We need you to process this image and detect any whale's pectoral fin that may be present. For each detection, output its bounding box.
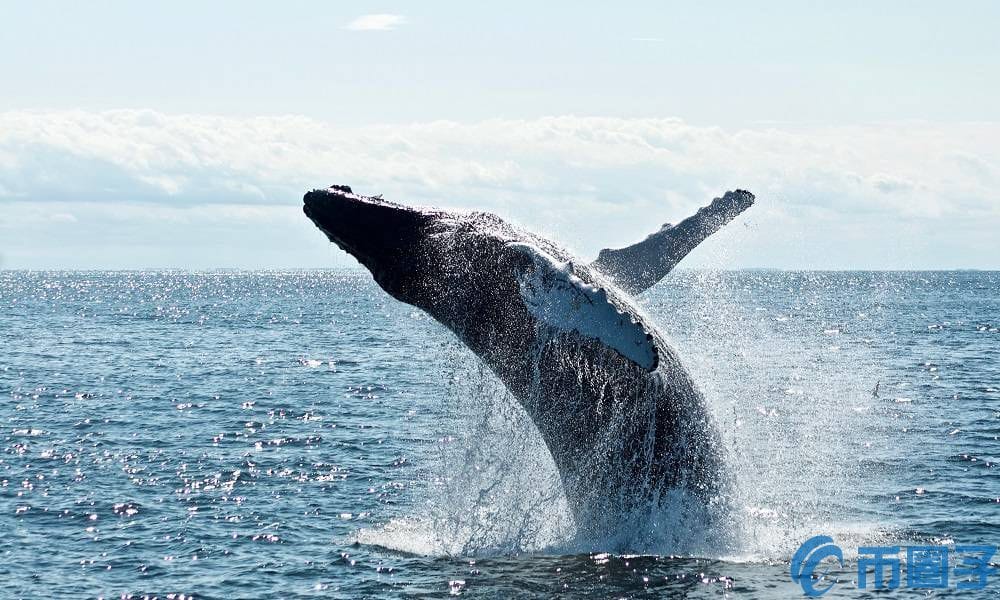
[591,190,755,295]
[508,242,658,372]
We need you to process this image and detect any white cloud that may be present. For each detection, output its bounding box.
[345,14,406,31]
[0,110,998,268]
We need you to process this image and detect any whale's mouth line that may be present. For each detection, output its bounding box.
[302,202,360,259]
[302,189,385,270]
[302,204,367,267]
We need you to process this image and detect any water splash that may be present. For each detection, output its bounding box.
[655,270,897,561]
[358,346,574,555]
[359,270,900,561]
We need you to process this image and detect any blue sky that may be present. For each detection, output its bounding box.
[1,1,998,269]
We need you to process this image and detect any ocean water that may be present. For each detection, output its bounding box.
[1,270,997,598]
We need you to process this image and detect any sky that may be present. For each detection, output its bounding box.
[1,0,998,270]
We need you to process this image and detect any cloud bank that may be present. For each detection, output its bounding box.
[0,110,997,269]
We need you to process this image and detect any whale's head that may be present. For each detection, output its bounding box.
[304,185,657,372]
[303,185,440,300]
[302,185,566,336]
[303,186,529,309]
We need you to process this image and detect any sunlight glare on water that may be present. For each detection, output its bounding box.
[1,270,997,598]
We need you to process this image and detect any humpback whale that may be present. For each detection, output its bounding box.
[303,185,754,537]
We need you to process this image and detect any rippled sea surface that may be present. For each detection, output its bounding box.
[1,270,997,598]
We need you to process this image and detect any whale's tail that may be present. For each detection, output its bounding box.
[591,190,755,294]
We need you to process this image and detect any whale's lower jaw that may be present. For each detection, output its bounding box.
[302,187,433,291]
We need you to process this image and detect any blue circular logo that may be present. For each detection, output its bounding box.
[791,535,844,597]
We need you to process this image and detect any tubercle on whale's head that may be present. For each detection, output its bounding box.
[303,185,435,299]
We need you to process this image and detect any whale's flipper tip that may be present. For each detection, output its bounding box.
[593,188,756,295]
[713,189,755,217]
